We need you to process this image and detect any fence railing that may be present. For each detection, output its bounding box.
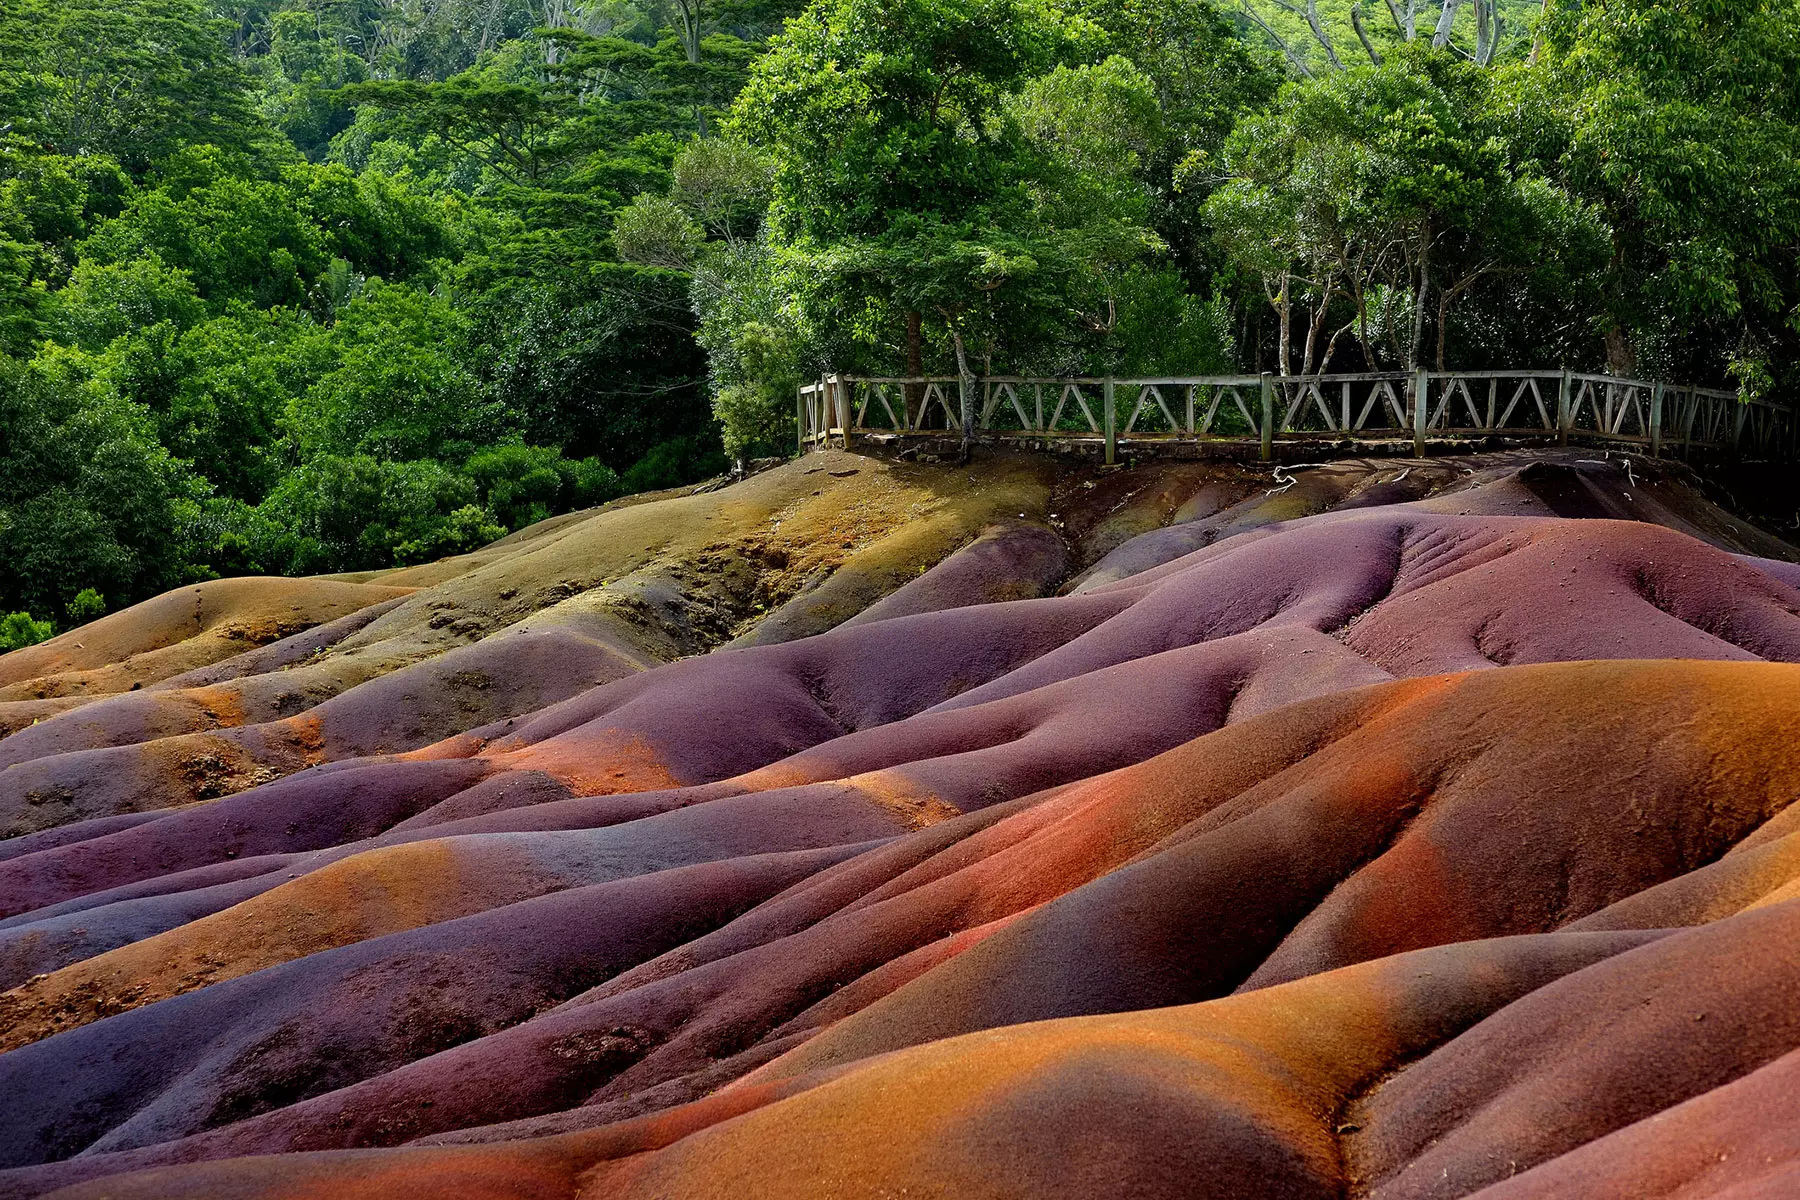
[797,369,1797,464]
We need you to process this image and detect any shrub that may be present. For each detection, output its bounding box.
[0,611,54,652]
[620,434,729,495]
[65,587,106,624]
[463,444,622,530]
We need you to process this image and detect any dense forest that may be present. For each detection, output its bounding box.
[1,0,1796,643]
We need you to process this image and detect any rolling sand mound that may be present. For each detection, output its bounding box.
[3,448,1800,1198]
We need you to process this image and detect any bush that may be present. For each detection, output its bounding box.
[620,434,729,495]
[693,242,804,460]
[1106,266,1233,377]
[65,587,105,624]
[392,504,505,564]
[463,444,622,530]
[0,611,54,652]
[252,454,511,571]
[0,351,204,615]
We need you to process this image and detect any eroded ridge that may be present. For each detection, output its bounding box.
[3,450,1800,1200]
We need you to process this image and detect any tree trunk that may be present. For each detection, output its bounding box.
[1241,3,1314,78]
[1351,277,1380,371]
[1435,291,1451,372]
[1301,284,1333,376]
[1605,326,1637,378]
[1474,0,1494,65]
[1351,5,1385,64]
[1301,0,1345,70]
[1528,0,1550,62]
[1431,0,1463,48]
[1407,226,1430,372]
[1384,0,1419,39]
[952,329,976,462]
[1276,271,1293,379]
[904,310,923,428]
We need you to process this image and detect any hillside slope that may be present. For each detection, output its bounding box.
[3,448,1800,1199]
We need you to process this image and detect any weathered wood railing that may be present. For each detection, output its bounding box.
[797,369,1797,464]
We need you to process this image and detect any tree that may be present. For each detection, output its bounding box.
[465,265,713,466]
[0,351,206,615]
[1520,0,1800,387]
[1070,0,1278,285]
[733,0,1168,455]
[79,154,331,309]
[0,0,264,171]
[613,193,705,267]
[0,145,133,352]
[335,72,584,188]
[43,256,208,351]
[1238,0,1535,76]
[285,279,503,462]
[1205,48,1605,374]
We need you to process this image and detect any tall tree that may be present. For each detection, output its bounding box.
[1519,0,1800,388]
[1206,48,1605,373]
[731,0,1163,454]
[0,0,263,171]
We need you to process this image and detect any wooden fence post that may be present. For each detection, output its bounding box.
[1412,367,1428,458]
[1649,380,1664,458]
[1556,369,1572,446]
[796,384,805,453]
[1259,373,1274,462]
[1103,378,1118,465]
[835,376,852,451]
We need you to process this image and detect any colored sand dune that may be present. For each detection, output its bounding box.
[4,449,1800,1199]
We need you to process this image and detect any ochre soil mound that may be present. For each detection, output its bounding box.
[3,449,1800,1199]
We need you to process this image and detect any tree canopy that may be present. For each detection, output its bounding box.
[0,0,1795,641]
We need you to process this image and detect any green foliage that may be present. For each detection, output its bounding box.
[82,168,327,309]
[691,234,806,458]
[0,146,134,352]
[0,352,205,616]
[1206,48,1607,372]
[614,194,706,269]
[467,267,712,466]
[1,0,1794,617]
[288,279,502,461]
[732,0,1171,398]
[0,0,777,615]
[66,587,106,624]
[0,611,55,652]
[1234,0,1540,74]
[1524,0,1800,381]
[251,454,499,570]
[619,433,730,493]
[1106,266,1233,375]
[464,443,623,528]
[667,139,775,248]
[45,256,209,351]
[0,0,263,169]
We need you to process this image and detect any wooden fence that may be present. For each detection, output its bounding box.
[797,369,1797,464]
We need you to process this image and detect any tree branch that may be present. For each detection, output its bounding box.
[1351,4,1384,64]
[1241,0,1316,77]
[1383,0,1419,40]
[1477,0,1502,65]
[1302,0,1346,70]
